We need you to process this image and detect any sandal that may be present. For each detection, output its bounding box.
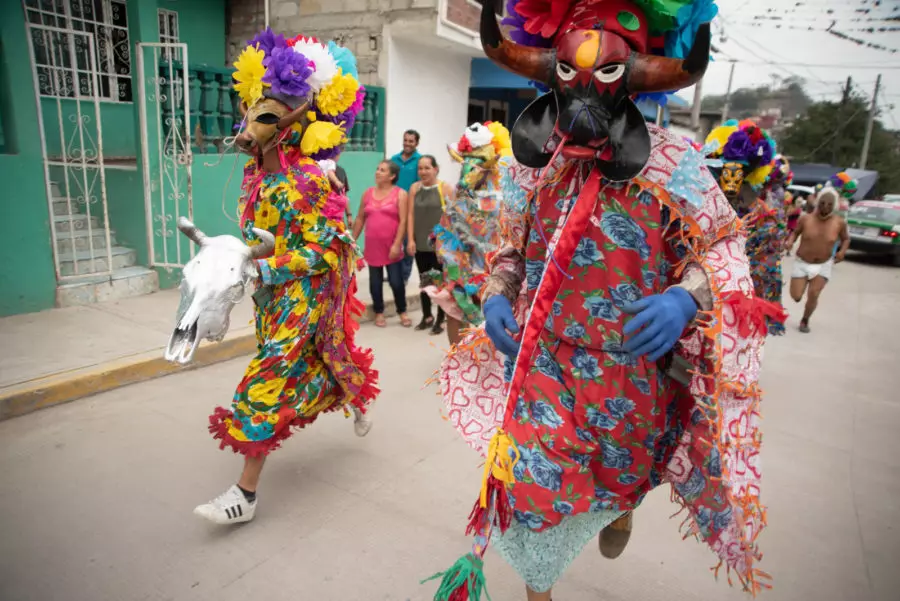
[399,313,412,327]
[374,314,387,328]
[430,323,444,336]
[415,315,435,331]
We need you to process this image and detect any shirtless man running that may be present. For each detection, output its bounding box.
[784,187,849,333]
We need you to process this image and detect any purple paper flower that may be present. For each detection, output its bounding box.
[247,27,287,56]
[262,46,313,98]
[722,130,752,162]
[753,138,774,166]
[311,145,342,161]
[501,0,553,47]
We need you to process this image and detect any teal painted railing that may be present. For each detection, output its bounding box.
[157,60,384,155]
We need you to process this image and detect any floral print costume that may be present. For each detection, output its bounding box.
[423,158,508,325]
[741,187,788,336]
[434,127,777,596]
[208,155,378,456]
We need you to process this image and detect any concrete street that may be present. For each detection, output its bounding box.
[1,253,898,601]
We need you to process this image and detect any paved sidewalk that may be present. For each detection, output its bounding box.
[0,267,422,420]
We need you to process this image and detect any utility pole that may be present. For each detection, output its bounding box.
[832,76,852,165]
[859,73,881,170]
[720,61,736,123]
[691,78,703,139]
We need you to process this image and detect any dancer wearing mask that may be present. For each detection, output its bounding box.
[427,1,777,599]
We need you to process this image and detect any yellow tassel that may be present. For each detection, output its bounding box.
[479,428,520,508]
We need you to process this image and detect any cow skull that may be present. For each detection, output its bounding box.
[164,217,275,364]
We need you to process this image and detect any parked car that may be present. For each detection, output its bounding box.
[881,193,900,204]
[846,201,900,264]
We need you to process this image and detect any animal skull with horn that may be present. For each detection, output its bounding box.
[164,217,275,364]
[477,0,710,180]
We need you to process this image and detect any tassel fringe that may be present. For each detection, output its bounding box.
[423,553,490,601]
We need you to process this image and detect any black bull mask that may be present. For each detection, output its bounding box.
[477,0,710,181]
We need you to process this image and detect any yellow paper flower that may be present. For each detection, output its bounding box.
[316,69,361,116]
[301,120,345,155]
[705,125,737,157]
[746,164,773,188]
[233,46,268,106]
[487,121,512,157]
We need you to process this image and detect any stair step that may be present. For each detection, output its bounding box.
[54,228,116,253]
[51,198,87,217]
[52,213,101,233]
[56,266,160,307]
[58,246,136,277]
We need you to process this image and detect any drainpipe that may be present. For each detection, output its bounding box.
[265,0,270,27]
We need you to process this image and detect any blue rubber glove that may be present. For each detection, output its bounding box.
[483,295,520,357]
[622,287,698,362]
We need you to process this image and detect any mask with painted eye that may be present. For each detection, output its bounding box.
[448,143,498,191]
[474,0,711,180]
[719,162,746,199]
[235,97,309,156]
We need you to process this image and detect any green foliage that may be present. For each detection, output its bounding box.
[780,95,900,193]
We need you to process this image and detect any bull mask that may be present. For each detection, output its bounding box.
[235,97,309,159]
[477,0,710,181]
[448,142,499,191]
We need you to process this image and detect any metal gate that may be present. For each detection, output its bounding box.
[136,42,193,269]
[25,21,112,281]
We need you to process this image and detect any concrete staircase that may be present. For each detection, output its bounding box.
[50,182,159,307]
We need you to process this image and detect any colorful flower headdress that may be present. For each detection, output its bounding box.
[502,0,717,65]
[450,122,513,157]
[828,171,858,199]
[768,154,793,186]
[705,119,777,188]
[232,28,365,160]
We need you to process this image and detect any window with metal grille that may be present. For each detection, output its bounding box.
[157,8,181,62]
[25,0,132,102]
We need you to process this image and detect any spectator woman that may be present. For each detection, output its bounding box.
[352,161,411,328]
[406,155,453,334]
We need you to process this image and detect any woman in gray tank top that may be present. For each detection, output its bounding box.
[406,155,454,334]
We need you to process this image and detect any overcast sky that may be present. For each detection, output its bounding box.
[677,0,900,130]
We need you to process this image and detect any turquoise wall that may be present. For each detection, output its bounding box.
[0,0,56,316]
[163,0,227,66]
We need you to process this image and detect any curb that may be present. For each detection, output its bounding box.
[0,291,421,422]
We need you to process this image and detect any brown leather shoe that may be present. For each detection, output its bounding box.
[599,512,633,559]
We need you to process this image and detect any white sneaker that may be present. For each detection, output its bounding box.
[352,406,372,437]
[193,484,257,525]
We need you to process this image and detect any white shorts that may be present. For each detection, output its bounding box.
[791,257,834,281]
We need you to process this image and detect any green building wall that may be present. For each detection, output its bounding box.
[0,0,382,317]
[0,0,57,316]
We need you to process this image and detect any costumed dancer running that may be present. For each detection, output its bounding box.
[193,29,378,525]
[426,0,782,599]
[705,121,787,335]
[422,122,512,345]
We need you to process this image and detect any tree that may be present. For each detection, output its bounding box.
[780,95,900,193]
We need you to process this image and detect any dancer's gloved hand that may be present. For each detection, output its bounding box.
[484,295,520,357]
[622,288,698,362]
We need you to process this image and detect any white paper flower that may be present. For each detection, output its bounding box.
[464,123,494,148]
[292,40,338,92]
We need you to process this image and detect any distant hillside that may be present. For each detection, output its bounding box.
[701,76,813,122]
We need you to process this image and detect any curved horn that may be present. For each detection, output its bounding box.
[277,100,310,130]
[626,22,711,93]
[177,217,208,246]
[447,144,464,164]
[248,228,275,259]
[478,0,554,83]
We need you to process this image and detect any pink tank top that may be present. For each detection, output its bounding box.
[362,186,401,267]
